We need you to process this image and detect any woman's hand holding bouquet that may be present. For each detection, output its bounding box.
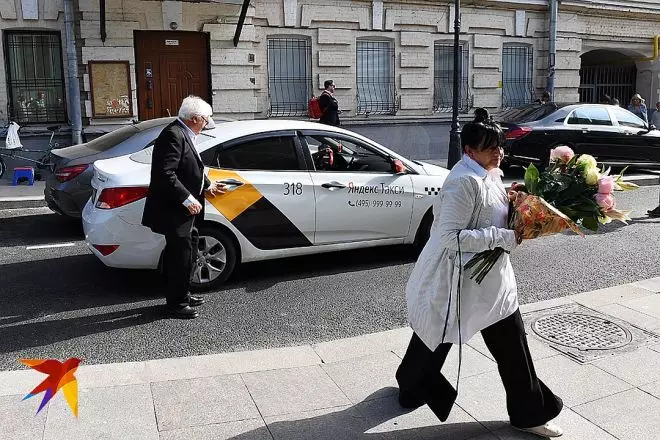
[466,146,638,284]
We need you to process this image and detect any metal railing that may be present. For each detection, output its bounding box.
[579,65,637,105]
[433,43,471,113]
[356,40,396,115]
[5,31,67,124]
[267,38,312,117]
[502,45,535,108]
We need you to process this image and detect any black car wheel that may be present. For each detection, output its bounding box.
[0,157,5,179]
[190,226,237,291]
[413,209,434,253]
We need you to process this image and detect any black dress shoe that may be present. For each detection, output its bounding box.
[648,207,660,218]
[166,305,199,319]
[189,295,205,307]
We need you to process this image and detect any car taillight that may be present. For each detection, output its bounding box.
[505,127,533,140]
[96,187,148,209]
[92,244,119,256]
[55,164,89,182]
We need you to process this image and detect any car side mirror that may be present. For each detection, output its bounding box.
[392,158,407,174]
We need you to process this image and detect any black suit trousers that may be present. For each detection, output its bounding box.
[396,309,563,429]
[163,219,199,308]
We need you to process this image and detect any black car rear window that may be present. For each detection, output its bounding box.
[498,104,564,123]
[85,125,140,152]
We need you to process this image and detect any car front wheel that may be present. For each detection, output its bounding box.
[190,226,237,291]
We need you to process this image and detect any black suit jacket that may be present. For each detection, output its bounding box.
[319,92,340,126]
[142,120,210,235]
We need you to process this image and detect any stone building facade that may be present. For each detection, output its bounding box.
[1,0,659,158]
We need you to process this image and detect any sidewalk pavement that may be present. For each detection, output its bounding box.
[2,278,660,439]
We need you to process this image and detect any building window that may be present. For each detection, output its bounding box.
[5,31,66,123]
[267,38,312,117]
[356,40,395,115]
[502,44,534,108]
[433,43,471,113]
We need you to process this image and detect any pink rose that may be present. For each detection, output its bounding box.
[595,193,615,211]
[549,145,575,164]
[598,176,615,194]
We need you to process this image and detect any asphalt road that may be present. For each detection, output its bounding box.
[0,186,659,370]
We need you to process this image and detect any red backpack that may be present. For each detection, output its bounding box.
[307,96,324,119]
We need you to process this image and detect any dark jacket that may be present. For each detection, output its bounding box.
[319,91,340,126]
[142,120,210,235]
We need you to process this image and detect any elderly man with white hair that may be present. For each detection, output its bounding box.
[142,95,227,319]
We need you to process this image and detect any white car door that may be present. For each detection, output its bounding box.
[300,131,414,244]
[201,132,315,250]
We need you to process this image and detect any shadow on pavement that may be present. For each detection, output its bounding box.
[226,245,417,293]
[0,254,162,326]
[0,305,164,354]
[228,388,493,440]
[0,212,83,247]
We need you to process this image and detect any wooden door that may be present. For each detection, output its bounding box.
[134,31,210,120]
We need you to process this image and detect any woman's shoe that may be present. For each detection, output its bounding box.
[648,207,660,218]
[513,421,563,437]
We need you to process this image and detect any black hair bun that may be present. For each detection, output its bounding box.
[473,108,490,124]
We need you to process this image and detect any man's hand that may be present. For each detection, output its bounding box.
[186,199,202,215]
[205,181,229,197]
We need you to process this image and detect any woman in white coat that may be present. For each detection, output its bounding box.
[395,109,564,438]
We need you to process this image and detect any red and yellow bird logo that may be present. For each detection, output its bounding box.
[20,358,81,417]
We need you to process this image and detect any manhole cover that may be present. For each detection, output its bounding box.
[532,313,632,350]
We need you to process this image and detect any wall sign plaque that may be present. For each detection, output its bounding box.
[88,61,133,118]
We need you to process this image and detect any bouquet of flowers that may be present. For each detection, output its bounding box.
[465,146,638,284]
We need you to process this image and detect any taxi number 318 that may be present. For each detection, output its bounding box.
[283,182,303,196]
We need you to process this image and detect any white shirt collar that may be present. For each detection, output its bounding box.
[177,118,197,143]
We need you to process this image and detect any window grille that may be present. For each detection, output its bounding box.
[267,38,312,117]
[5,31,66,123]
[578,65,636,106]
[502,45,535,108]
[356,40,396,115]
[433,43,471,113]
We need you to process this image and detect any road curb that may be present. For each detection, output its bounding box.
[0,196,47,210]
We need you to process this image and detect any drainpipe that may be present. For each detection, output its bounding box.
[636,36,660,105]
[546,0,558,99]
[64,0,83,145]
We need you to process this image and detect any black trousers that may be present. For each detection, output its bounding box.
[396,309,563,429]
[163,221,199,308]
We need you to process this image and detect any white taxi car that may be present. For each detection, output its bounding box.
[83,120,449,290]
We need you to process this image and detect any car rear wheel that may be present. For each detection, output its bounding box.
[413,210,433,253]
[0,157,5,179]
[190,226,237,291]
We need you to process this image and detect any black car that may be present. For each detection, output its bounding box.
[497,103,660,168]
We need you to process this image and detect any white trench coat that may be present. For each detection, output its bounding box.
[406,155,519,350]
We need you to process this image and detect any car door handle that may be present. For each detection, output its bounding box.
[216,178,244,190]
[321,181,346,190]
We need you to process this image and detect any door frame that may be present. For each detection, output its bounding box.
[133,30,212,121]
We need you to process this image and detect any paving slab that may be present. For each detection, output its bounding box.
[150,374,259,431]
[491,407,617,440]
[570,284,653,308]
[312,327,413,364]
[264,405,370,440]
[321,351,401,404]
[43,383,159,440]
[455,370,509,431]
[573,388,660,440]
[594,303,660,332]
[75,361,149,389]
[0,367,45,396]
[0,394,47,440]
[519,296,575,314]
[593,347,660,387]
[439,344,498,383]
[618,294,660,320]
[242,365,351,417]
[145,346,321,383]
[640,380,660,399]
[158,419,273,440]
[357,394,487,440]
[534,355,633,407]
[633,277,660,293]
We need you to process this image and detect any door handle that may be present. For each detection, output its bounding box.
[216,178,244,190]
[321,181,346,190]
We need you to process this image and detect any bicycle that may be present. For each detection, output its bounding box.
[0,123,60,179]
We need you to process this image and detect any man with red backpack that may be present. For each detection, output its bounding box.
[318,79,340,126]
